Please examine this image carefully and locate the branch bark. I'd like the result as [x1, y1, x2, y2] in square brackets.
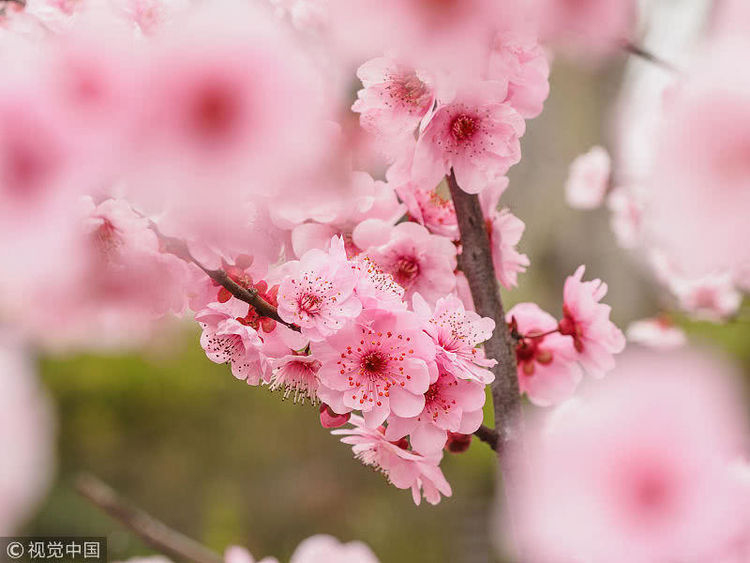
[447, 171, 525, 546]
[622, 41, 679, 73]
[473, 424, 499, 451]
[76, 474, 223, 563]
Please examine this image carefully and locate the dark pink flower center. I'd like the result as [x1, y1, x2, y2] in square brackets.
[190, 82, 240, 143]
[558, 306, 584, 352]
[387, 72, 431, 112]
[450, 114, 479, 142]
[298, 292, 323, 315]
[394, 255, 420, 285]
[515, 333, 554, 377]
[361, 351, 388, 375]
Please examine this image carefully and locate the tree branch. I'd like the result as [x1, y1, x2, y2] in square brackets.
[76, 473, 222, 563]
[447, 170, 525, 546]
[156, 227, 300, 332]
[473, 424, 499, 451]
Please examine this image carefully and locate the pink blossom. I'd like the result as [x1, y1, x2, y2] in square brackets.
[0, 337, 54, 533]
[277, 236, 362, 341]
[268, 354, 321, 404]
[413, 82, 525, 195]
[626, 317, 687, 350]
[671, 272, 742, 322]
[607, 185, 644, 249]
[647, 40, 750, 281]
[487, 28, 550, 119]
[512, 349, 748, 562]
[352, 57, 435, 156]
[564, 146, 611, 209]
[559, 265, 625, 377]
[384, 370, 486, 455]
[196, 289, 302, 386]
[507, 302, 583, 406]
[289, 535, 379, 563]
[478, 182, 529, 289]
[356, 221, 457, 305]
[386, 155, 459, 240]
[532, 0, 636, 57]
[350, 255, 406, 312]
[313, 309, 436, 428]
[413, 294, 496, 385]
[332, 415, 451, 505]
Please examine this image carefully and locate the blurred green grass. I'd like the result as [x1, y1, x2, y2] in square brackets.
[27, 327, 499, 563]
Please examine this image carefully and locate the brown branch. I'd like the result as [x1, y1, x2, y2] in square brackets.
[447, 170, 526, 549]
[622, 41, 679, 73]
[156, 227, 300, 332]
[76, 474, 222, 563]
[473, 424, 499, 451]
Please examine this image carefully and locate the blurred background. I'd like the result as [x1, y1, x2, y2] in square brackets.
[22, 46, 750, 562]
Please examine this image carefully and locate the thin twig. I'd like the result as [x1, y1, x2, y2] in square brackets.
[447, 170, 526, 548]
[76, 474, 222, 563]
[155, 226, 300, 332]
[622, 41, 679, 73]
[473, 424, 499, 451]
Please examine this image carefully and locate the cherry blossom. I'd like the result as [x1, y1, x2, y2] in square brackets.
[607, 185, 644, 249]
[413, 294, 496, 385]
[225, 535, 379, 563]
[507, 302, 583, 406]
[559, 265, 625, 377]
[513, 349, 748, 563]
[626, 317, 686, 350]
[277, 236, 362, 341]
[352, 56, 435, 156]
[268, 354, 321, 404]
[0, 336, 54, 533]
[532, 0, 637, 57]
[564, 146, 611, 210]
[413, 82, 525, 194]
[313, 308, 436, 428]
[356, 221, 457, 305]
[384, 370, 486, 455]
[332, 415, 452, 506]
[478, 182, 529, 289]
[670, 272, 742, 322]
[486, 28, 550, 119]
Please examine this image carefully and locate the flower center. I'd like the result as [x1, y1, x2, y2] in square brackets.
[394, 256, 420, 285]
[190, 82, 239, 143]
[389, 72, 431, 111]
[361, 351, 388, 376]
[298, 292, 322, 314]
[450, 114, 478, 142]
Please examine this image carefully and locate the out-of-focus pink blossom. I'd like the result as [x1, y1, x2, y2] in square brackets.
[384, 370, 485, 455]
[559, 265, 625, 377]
[487, 29, 550, 119]
[352, 57, 435, 157]
[289, 534, 379, 563]
[413, 82, 525, 195]
[277, 237, 362, 341]
[507, 302, 582, 406]
[478, 182, 529, 289]
[671, 272, 742, 322]
[565, 146, 611, 210]
[512, 348, 748, 563]
[626, 317, 687, 350]
[413, 294, 496, 385]
[647, 39, 750, 281]
[226, 535, 378, 563]
[607, 185, 644, 249]
[0, 337, 54, 534]
[531, 0, 636, 57]
[314, 309, 436, 427]
[356, 221, 457, 305]
[333, 414, 451, 505]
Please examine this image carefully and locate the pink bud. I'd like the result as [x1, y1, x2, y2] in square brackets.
[445, 432, 472, 454]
